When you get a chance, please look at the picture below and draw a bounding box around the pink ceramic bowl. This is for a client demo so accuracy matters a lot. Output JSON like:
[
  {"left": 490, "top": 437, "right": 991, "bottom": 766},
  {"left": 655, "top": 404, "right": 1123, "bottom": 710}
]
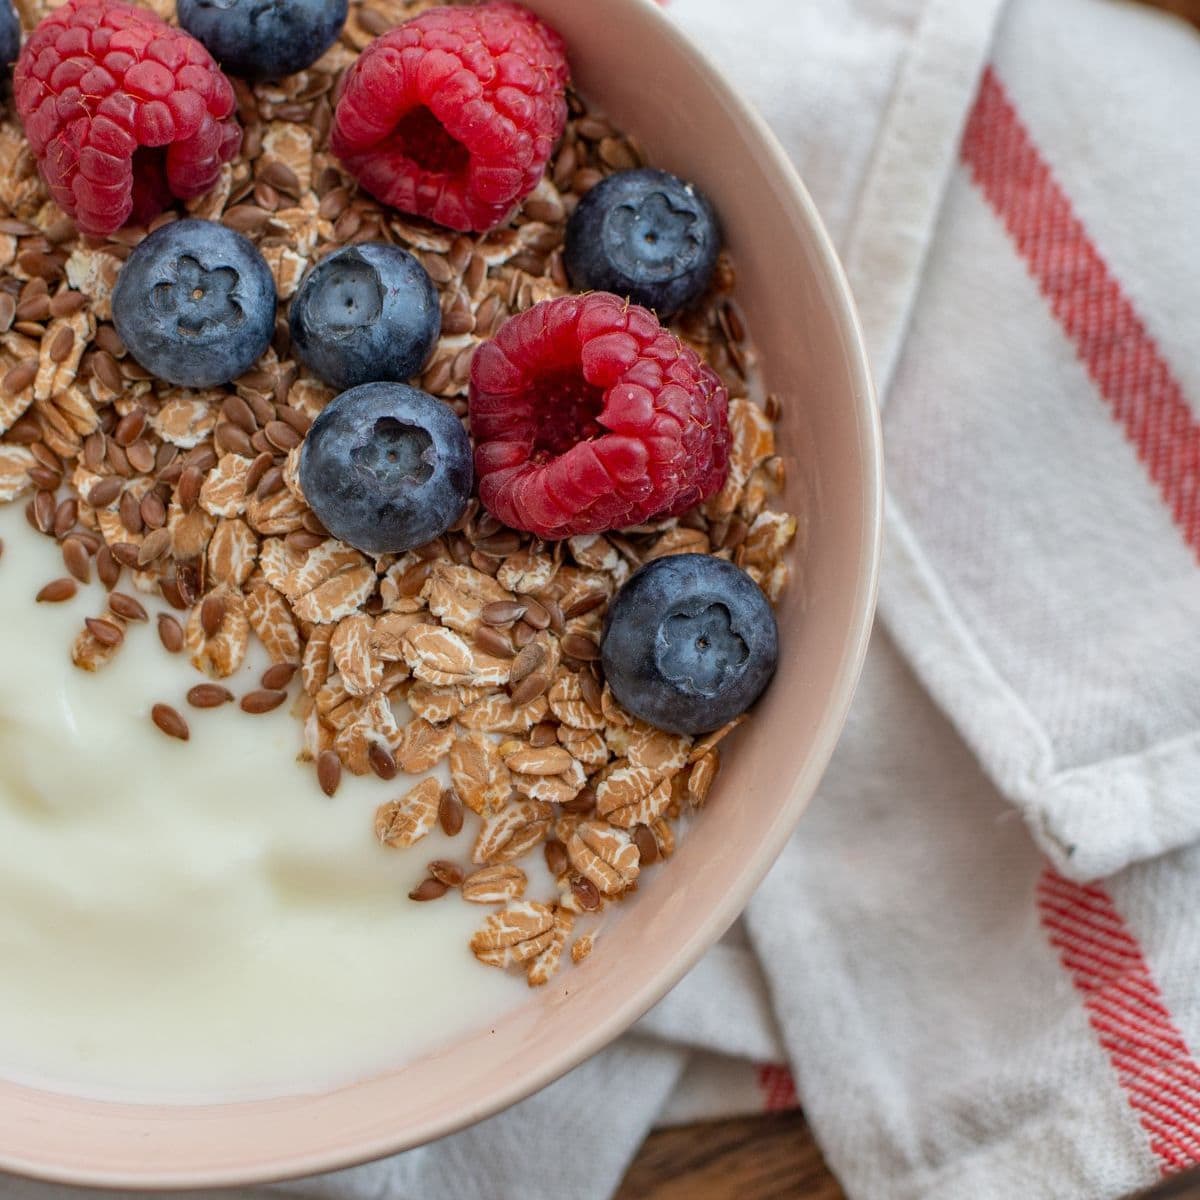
[{"left": 0, "top": 0, "right": 880, "bottom": 1186}]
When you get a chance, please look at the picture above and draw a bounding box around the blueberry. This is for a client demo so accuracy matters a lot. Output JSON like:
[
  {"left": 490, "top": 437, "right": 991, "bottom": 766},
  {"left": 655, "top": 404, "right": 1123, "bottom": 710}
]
[
  {"left": 564, "top": 168, "right": 720, "bottom": 319},
  {"left": 299, "top": 383, "right": 472, "bottom": 556},
  {"left": 0, "top": 2, "right": 19, "bottom": 88},
  {"left": 601, "top": 554, "right": 778, "bottom": 736},
  {"left": 177, "top": 0, "right": 348, "bottom": 81},
  {"left": 290, "top": 244, "right": 440, "bottom": 392},
  {"left": 112, "top": 219, "right": 276, "bottom": 389}
]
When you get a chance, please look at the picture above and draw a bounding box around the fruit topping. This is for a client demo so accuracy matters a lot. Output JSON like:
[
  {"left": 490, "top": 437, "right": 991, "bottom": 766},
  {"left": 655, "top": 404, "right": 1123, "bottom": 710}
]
[
  {"left": 176, "top": 0, "right": 348, "bottom": 83},
  {"left": 330, "top": 2, "right": 569, "bottom": 233},
  {"left": 469, "top": 292, "right": 730, "bottom": 540},
  {"left": 111, "top": 217, "right": 276, "bottom": 388},
  {"left": 601, "top": 554, "right": 779, "bottom": 736},
  {"left": 299, "top": 382, "right": 473, "bottom": 556},
  {"left": 13, "top": 0, "right": 240, "bottom": 237},
  {"left": 565, "top": 167, "right": 721, "bottom": 319},
  {"left": 289, "top": 242, "right": 441, "bottom": 391}
]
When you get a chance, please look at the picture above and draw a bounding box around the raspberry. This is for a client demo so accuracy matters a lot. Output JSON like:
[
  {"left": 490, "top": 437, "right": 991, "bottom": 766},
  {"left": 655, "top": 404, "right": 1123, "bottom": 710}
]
[
  {"left": 330, "top": 2, "right": 569, "bottom": 234},
  {"left": 470, "top": 293, "right": 731, "bottom": 540},
  {"left": 13, "top": 0, "right": 240, "bottom": 238}
]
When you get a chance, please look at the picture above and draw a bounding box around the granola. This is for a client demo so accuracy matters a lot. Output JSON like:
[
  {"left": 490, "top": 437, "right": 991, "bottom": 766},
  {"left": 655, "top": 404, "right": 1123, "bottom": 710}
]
[{"left": 0, "top": 0, "right": 798, "bottom": 990}]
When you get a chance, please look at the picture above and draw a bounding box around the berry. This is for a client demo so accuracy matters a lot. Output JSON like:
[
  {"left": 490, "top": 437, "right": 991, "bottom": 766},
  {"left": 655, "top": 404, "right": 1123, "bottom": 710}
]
[
  {"left": 565, "top": 168, "right": 720, "bottom": 319},
  {"left": 112, "top": 217, "right": 275, "bottom": 388},
  {"left": 0, "top": 2, "right": 19, "bottom": 88},
  {"left": 469, "top": 293, "right": 730, "bottom": 540},
  {"left": 13, "top": 0, "right": 240, "bottom": 238},
  {"left": 330, "top": 2, "right": 569, "bottom": 233},
  {"left": 177, "top": 0, "right": 348, "bottom": 82},
  {"left": 299, "top": 382, "right": 472, "bottom": 556},
  {"left": 601, "top": 554, "right": 778, "bottom": 736},
  {"left": 289, "top": 243, "right": 440, "bottom": 392}
]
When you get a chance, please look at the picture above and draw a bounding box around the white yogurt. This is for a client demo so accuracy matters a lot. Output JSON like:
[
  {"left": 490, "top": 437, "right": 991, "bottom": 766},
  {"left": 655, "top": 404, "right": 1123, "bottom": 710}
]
[{"left": 0, "top": 502, "right": 525, "bottom": 1103}]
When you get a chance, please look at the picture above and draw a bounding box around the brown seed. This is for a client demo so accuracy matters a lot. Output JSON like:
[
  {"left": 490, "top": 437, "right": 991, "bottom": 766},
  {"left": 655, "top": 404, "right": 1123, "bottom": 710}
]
[
  {"left": 215, "top": 422, "right": 254, "bottom": 458},
  {"left": 509, "top": 669, "right": 551, "bottom": 707},
  {"left": 316, "top": 750, "right": 341, "bottom": 797},
  {"left": 157, "top": 612, "right": 184, "bottom": 653},
  {"left": 438, "top": 790, "right": 464, "bottom": 837},
  {"left": 264, "top": 420, "right": 300, "bottom": 451},
  {"left": 176, "top": 561, "right": 202, "bottom": 606},
  {"left": 29, "top": 465, "right": 62, "bottom": 490},
  {"left": 221, "top": 393, "right": 258, "bottom": 434},
  {"left": 562, "top": 633, "right": 600, "bottom": 662},
  {"left": 482, "top": 600, "right": 527, "bottom": 626},
  {"left": 109, "top": 541, "right": 140, "bottom": 568},
  {"left": 108, "top": 591, "right": 149, "bottom": 622},
  {"left": 106, "top": 441, "right": 132, "bottom": 477},
  {"left": 633, "top": 824, "right": 659, "bottom": 866},
  {"left": 544, "top": 839, "right": 569, "bottom": 877},
  {"left": 82, "top": 431, "right": 106, "bottom": 472},
  {"left": 472, "top": 625, "right": 513, "bottom": 659},
  {"left": 151, "top": 703, "right": 189, "bottom": 742},
  {"left": 49, "top": 290, "right": 86, "bottom": 318},
  {"left": 2, "top": 359, "right": 37, "bottom": 394},
  {"left": 97, "top": 546, "right": 120, "bottom": 590},
  {"left": 185, "top": 444, "right": 218, "bottom": 473},
  {"left": 255, "top": 464, "right": 285, "bottom": 499},
  {"left": 118, "top": 489, "right": 143, "bottom": 535},
  {"left": 473, "top": 531, "right": 522, "bottom": 558},
  {"left": 249, "top": 429, "right": 274, "bottom": 456},
  {"left": 52, "top": 497, "right": 76, "bottom": 538},
  {"left": 0, "top": 292, "right": 14, "bottom": 332},
  {"left": 112, "top": 408, "right": 145, "bottom": 447},
  {"left": 512, "top": 619, "right": 536, "bottom": 647},
  {"left": 530, "top": 721, "right": 558, "bottom": 748},
  {"left": 85, "top": 617, "right": 123, "bottom": 647},
  {"left": 187, "top": 684, "right": 234, "bottom": 709},
  {"left": 140, "top": 491, "right": 167, "bottom": 530},
  {"left": 561, "top": 786, "right": 596, "bottom": 816},
  {"left": 200, "top": 593, "right": 226, "bottom": 638},
  {"left": 125, "top": 439, "right": 156, "bottom": 475},
  {"left": 543, "top": 597, "right": 566, "bottom": 634},
  {"left": 572, "top": 876, "right": 601, "bottom": 911},
  {"left": 156, "top": 443, "right": 180, "bottom": 476},
  {"left": 408, "top": 878, "right": 449, "bottom": 903},
  {"left": 33, "top": 490, "right": 55, "bottom": 534},
  {"left": 428, "top": 860, "right": 465, "bottom": 887},
  {"left": 62, "top": 536, "right": 91, "bottom": 583},
  {"left": 579, "top": 669, "right": 604, "bottom": 714},
  {"left": 46, "top": 324, "right": 74, "bottom": 363},
  {"left": 508, "top": 640, "right": 546, "bottom": 686},
  {"left": 244, "top": 451, "right": 273, "bottom": 495},
  {"left": 565, "top": 592, "right": 607, "bottom": 620},
  {"left": 86, "top": 472, "right": 121, "bottom": 506},
  {"left": 137, "top": 527, "right": 172, "bottom": 566},
  {"left": 92, "top": 350, "right": 123, "bottom": 394},
  {"left": 275, "top": 406, "right": 311, "bottom": 436},
  {"left": 177, "top": 465, "right": 204, "bottom": 511},
  {"left": 36, "top": 578, "right": 76, "bottom": 603},
  {"left": 94, "top": 324, "right": 125, "bottom": 356},
  {"left": 368, "top": 742, "right": 398, "bottom": 781},
  {"left": 241, "top": 689, "right": 287, "bottom": 714},
  {"left": 261, "top": 663, "right": 296, "bottom": 691}
]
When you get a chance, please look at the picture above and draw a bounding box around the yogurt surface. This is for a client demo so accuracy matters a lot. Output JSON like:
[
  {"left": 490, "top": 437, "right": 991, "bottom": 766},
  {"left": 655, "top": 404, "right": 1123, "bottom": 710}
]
[{"left": 0, "top": 502, "right": 525, "bottom": 1103}]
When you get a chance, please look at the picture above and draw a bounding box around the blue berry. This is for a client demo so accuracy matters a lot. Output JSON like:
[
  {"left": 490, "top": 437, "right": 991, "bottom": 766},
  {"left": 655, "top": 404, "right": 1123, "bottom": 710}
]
[
  {"left": 564, "top": 168, "right": 720, "bottom": 319},
  {"left": 177, "top": 0, "right": 348, "bottom": 82},
  {"left": 0, "top": 2, "right": 19, "bottom": 88},
  {"left": 112, "top": 218, "right": 276, "bottom": 389},
  {"left": 289, "top": 244, "right": 440, "bottom": 392},
  {"left": 600, "top": 554, "right": 777, "bottom": 735},
  {"left": 299, "top": 383, "right": 472, "bottom": 556}
]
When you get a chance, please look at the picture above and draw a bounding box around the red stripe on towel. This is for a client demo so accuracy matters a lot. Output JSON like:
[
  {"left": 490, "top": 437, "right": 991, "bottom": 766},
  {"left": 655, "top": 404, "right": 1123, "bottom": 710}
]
[
  {"left": 755, "top": 1063, "right": 799, "bottom": 1113},
  {"left": 962, "top": 67, "right": 1200, "bottom": 560},
  {"left": 1037, "top": 868, "right": 1200, "bottom": 1173}
]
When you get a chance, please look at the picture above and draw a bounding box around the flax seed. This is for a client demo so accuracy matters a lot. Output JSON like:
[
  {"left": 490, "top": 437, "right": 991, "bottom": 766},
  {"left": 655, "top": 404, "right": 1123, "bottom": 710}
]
[
  {"left": 85, "top": 617, "right": 123, "bottom": 647},
  {"left": 408, "top": 878, "right": 449, "bottom": 902},
  {"left": 200, "top": 594, "right": 226, "bottom": 638},
  {"left": 96, "top": 546, "right": 120, "bottom": 589},
  {"left": 108, "top": 592, "right": 148, "bottom": 622},
  {"left": 62, "top": 536, "right": 90, "bottom": 583},
  {"left": 151, "top": 703, "right": 189, "bottom": 741},
  {"left": 187, "top": 684, "right": 234, "bottom": 708},
  {"left": 261, "top": 663, "right": 296, "bottom": 691},
  {"left": 316, "top": 750, "right": 341, "bottom": 798},
  {"left": 241, "top": 689, "right": 286, "bottom": 714},
  {"left": 428, "top": 860, "right": 464, "bottom": 887},
  {"left": 438, "top": 790, "right": 464, "bottom": 837},
  {"left": 36, "top": 578, "right": 76, "bottom": 603}
]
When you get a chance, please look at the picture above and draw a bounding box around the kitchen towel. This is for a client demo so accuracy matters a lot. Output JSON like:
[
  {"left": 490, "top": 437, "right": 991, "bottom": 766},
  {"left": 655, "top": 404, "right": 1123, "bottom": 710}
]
[{"left": 7, "top": 1, "right": 1200, "bottom": 1198}]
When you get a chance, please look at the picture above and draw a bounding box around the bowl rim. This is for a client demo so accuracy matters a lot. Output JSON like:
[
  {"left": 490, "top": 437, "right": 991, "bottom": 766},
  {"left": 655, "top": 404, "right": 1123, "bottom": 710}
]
[{"left": 0, "top": 1, "right": 882, "bottom": 1188}]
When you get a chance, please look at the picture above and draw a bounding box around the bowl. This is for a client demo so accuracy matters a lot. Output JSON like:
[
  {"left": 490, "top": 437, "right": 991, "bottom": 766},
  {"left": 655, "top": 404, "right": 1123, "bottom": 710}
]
[{"left": 0, "top": 0, "right": 881, "bottom": 1186}]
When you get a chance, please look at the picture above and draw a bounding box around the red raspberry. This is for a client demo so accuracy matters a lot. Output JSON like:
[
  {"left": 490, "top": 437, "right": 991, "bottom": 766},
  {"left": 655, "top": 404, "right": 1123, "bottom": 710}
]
[
  {"left": 470, "top": 293, "right": 731, "bottom": 540},
  {"left": 330, "top": 2, "right": 569, "bottom": 234},
  {"left": 14, "top": 0, "right": 240, "bottom": 238}
]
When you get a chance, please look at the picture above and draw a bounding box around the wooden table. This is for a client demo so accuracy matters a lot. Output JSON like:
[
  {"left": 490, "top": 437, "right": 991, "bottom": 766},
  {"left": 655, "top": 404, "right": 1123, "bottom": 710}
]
[{"left": 616, "top": 1, "right": 1198, "bottom": 1194}]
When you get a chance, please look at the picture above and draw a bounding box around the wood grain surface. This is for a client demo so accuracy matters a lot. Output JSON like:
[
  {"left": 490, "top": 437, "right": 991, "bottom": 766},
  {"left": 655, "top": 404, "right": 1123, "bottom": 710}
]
[{"left": 616, "top": 2, "right": 1198, "bottom": 1197}]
